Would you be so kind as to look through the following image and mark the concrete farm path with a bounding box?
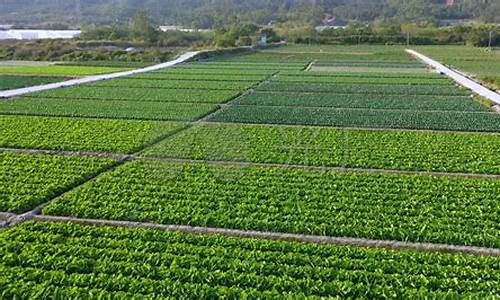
[0,51,200,99]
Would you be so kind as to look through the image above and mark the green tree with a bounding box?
[130,11,158,43]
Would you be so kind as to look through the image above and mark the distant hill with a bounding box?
[0,0,497,29]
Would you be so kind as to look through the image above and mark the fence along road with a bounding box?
[406,49,500,107]
[0,51,200,99]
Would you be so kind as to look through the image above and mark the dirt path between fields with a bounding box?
[7,214,497,257]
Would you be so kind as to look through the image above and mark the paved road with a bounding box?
[0,51,200,99]
[407,49,500,106]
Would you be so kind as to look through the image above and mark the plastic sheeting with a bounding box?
[0,30,81,40]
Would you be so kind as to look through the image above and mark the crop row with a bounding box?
[218,51,345,62]
[273,74,450,85]
[199,61,307,67]
[261,45,413,60]
[0,65,129,76]
[154,68,274,76]
[282,70,444,79]
[0,152,116,213]
[235,92,486,111]
[57,61,154,68]
[143,123,500,174]
[0,115,185,153]
[129,72,268,82]
[209,105,500,132]
[309,66,428,74]
[92,78,256,90]
[175,64,304,71]
[0,75,63,91]
[3,221,499,298]
[313,60,423,68]
[44,159,500,248]
[29,86,240,103]
[220,50,412,63]
[0,98,218,121]
[257,82,469,96]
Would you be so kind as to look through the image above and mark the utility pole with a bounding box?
[488,31,493,50]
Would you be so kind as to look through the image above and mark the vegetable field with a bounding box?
[2,221,499,298]
[44,159,500,247]
[0,153,116,213]
[0,65,131,77]
[1,44,499,298]
[143,123,500,174]
[0,75,63,91]
[0,115,185,153]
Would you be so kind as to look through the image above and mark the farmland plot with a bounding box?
[313,60,423,68]
[282,70,445,79]
[129,72,267,82]
[235,92,485,111]
[257,82,468,96]
[2,221,499,298]
[44,160,500,248]
[0,65,130,76]
[1,44,499,298]
[0,152,116,213]
[0,115,185,153]
[143,123,500,174]
[0,75,63,91]
[29,86,240,103]
[273,74,451,85]
[0,97,218,121]
[209,105,500,132]
[153,68,274,76]
[92,78,256,90]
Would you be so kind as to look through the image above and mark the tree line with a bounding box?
[0,0,498,28]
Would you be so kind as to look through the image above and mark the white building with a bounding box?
[159,26,212,33]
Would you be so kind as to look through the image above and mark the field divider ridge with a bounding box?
[30,214,500,257]
[2,147,500,179]
[0,147,133,160]
[406,49,500,106]
[0,212,17,227]
[142,156,500,179]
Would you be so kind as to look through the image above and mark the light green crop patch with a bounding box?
[0,115,186,153]
[0,152,116,213]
